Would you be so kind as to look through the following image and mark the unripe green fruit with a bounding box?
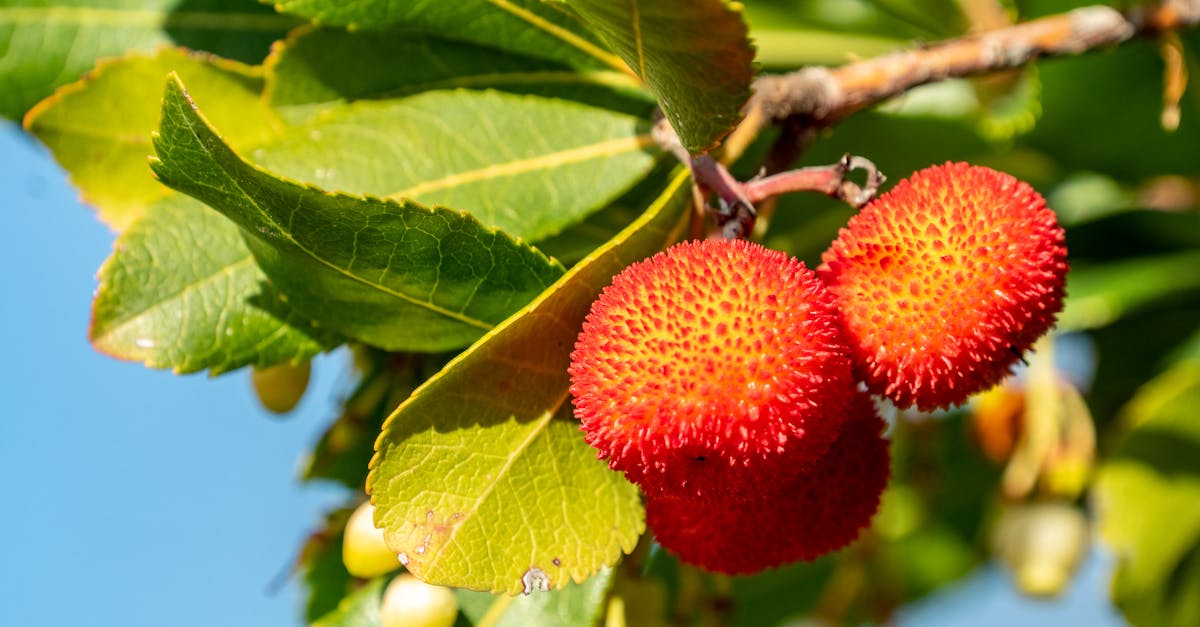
[251,361,311,414]
[342,501,401,578]
[380,574,459,627]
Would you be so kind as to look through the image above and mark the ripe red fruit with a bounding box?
[645,393,890,574]
[569,238,857,500]
[818,162,1068,411]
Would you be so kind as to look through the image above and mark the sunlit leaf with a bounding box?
[456,567,614,626]
[304,351,452,489]
[24,47,284,230]
[1096,364,1200,626]
[263,26,651,123]
[269,0,627,72]
[299,507,356,622]
[311,575,388,627]
[150,74,565,352]
[0,0,297,119]
[973,67,1041,142]
[1058,250,1200,331]
[251,89,659,242]
[552,0,755,153]
[90,194,337,374]
[367,168,692,594]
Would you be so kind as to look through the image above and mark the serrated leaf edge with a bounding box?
[151,73,565,334]
[364,168,690,591]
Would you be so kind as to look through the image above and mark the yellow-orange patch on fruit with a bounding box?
[570,238,856,500]
[819,162,1067,410]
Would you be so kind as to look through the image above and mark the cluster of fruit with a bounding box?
[569,162,1069,574]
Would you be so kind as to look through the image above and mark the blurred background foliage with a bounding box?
[6,0,1200,624]
[291,0,1200,619]
[730,1,1200,624]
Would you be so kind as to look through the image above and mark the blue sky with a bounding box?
[0,120,349,626]
[0,119,1126,626]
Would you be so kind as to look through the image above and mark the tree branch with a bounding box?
[751,0,1200,129]
[660,0,1200,238]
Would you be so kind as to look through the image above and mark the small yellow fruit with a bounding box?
[251,361,311,414]
[380,574,459,627]
[342,501,401,578]
[992,502,1088,597]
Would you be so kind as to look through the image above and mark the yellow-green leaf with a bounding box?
[251,89,659,242]
[0,0,297,119]
[269,0,626,73]
[151,74,565,352]
[1095,363,1200,626]
[456,567,615,626]
[552,0,755,153]
[263,26,651,124]
[90,194,338,374]
[367,168,692,594]
[24,47,285,230]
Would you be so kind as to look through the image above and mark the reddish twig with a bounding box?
[689,154,884,238]
[744,155,886,206]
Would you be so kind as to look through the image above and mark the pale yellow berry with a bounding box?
[251,361,311,414]
[380,574,459,627]
[993,502,1088,597]
[342,501,401,578]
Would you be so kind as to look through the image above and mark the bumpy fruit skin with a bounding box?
[569,238,857,499]
[645,393,890,574]
[818,162,1067,411]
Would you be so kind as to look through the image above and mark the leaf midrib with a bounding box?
[373,69,643,99]
[487,0,633,75]
[421,392,568,577]
[172,98,496,332]
[93,254,256,342]
[627,0,648,78]
[386,134,654,199]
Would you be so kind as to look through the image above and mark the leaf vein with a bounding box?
[386,134,654,200]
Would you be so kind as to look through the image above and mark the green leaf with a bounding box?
[973,66,1041,142]
[367,167,692,594]
[1095,364,1200,626]
[251,89,659,242]
[299,507,356,622]
[1058,250,1200,331]
[263,27,652,123]
[747,28,906,68]
[534,159,680,266]
[150,74,566,352]
[457,567,615,626]
[1031,42,1200,181]
[268,0,628,72]
[90,194,337,374]
[24,47,285,231]
[304,351,453,489]
[312,575,388,627]
[0,0,297,119]
[730,559,835,626]
[552,0,755,153]
[535,200,647,267]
